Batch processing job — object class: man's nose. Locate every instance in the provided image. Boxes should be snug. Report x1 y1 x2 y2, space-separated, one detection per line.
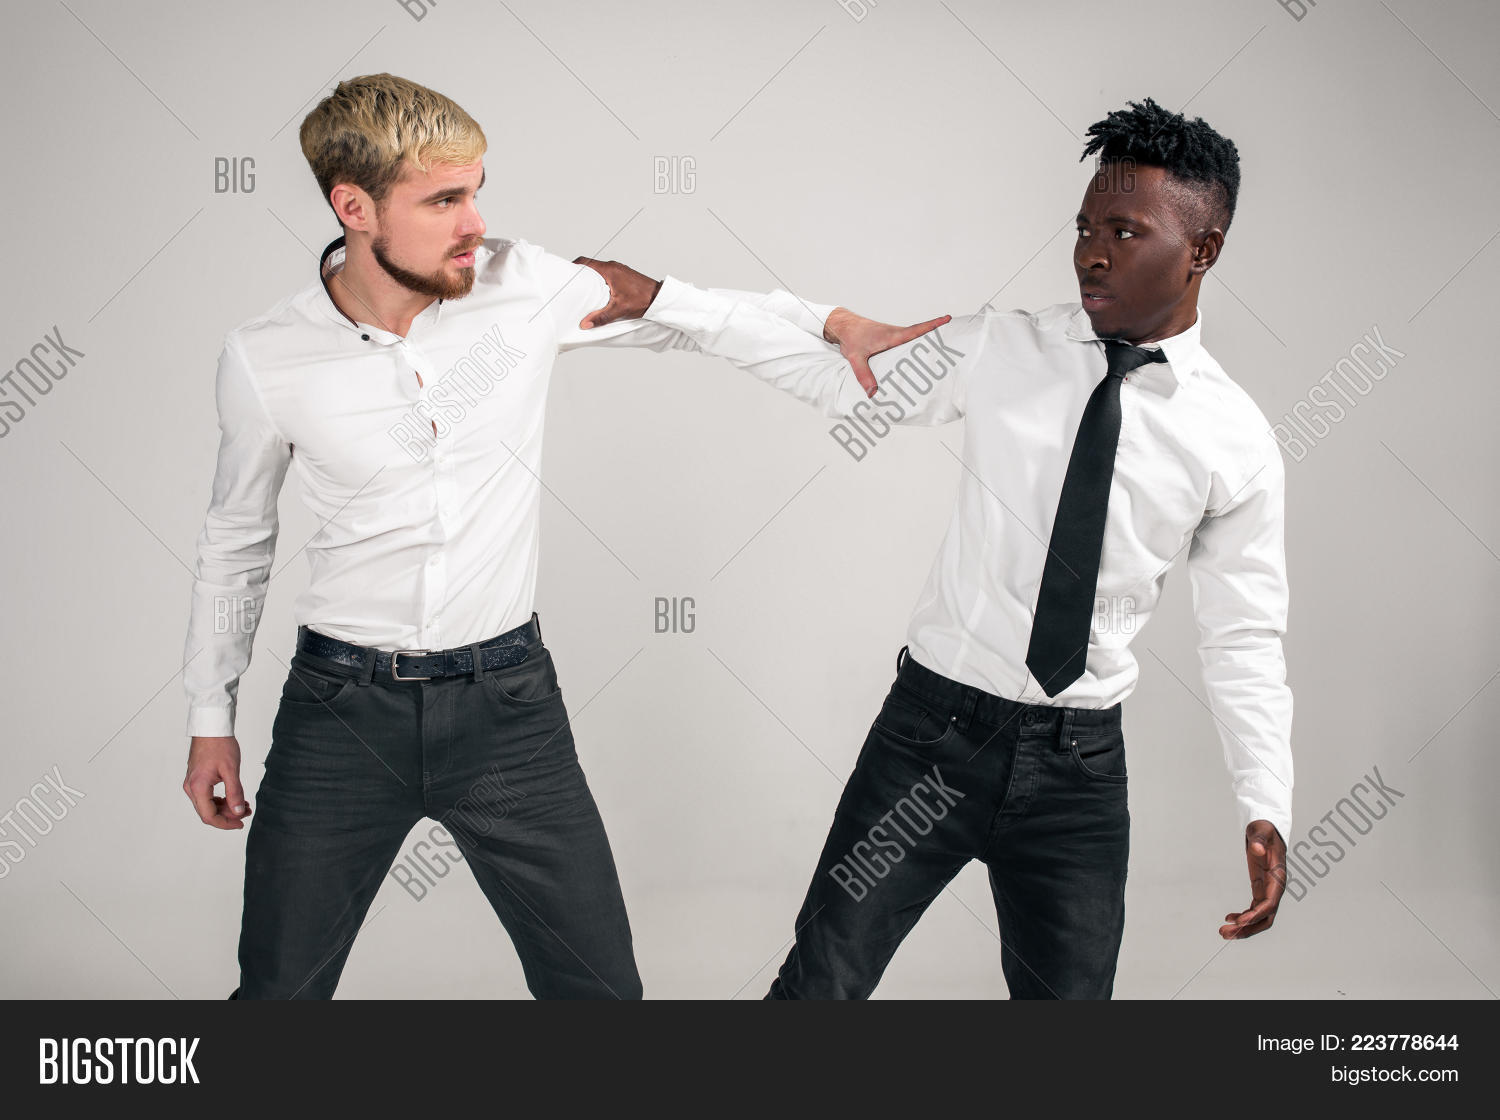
1076 242 1109 271
461 200 485 239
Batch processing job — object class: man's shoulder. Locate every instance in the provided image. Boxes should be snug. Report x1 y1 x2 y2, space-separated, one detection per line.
221 282 328 366
1193 346 1275 438
970 299 1084 337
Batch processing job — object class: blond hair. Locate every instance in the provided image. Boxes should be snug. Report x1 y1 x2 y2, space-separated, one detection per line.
299 73 486 223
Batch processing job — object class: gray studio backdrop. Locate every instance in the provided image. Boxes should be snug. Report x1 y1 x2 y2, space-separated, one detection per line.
1 0 1495 999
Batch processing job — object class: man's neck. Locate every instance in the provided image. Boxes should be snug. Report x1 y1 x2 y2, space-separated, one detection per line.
328 248 435 339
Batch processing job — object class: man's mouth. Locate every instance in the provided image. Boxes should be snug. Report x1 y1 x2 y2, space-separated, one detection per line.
1082 290 1114 307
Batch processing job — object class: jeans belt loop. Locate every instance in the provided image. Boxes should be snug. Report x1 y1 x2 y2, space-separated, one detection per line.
358 645 377 687
469 641 486 683
532 611 543 644
958 689 978 733
1059 707 1076 750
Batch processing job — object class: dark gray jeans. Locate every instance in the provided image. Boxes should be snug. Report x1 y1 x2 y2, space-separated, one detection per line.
767 647 1130 999
233 627 640 999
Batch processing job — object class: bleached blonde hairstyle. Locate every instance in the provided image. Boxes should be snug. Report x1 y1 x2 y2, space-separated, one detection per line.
299 73 487 224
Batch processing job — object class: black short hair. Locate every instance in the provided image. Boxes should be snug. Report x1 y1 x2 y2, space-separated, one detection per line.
1080 97 1240 235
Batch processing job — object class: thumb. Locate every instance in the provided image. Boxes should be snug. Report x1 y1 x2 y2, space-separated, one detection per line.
851 356 878 398
222 765 250 820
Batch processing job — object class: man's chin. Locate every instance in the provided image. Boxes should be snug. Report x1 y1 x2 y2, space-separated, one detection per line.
1081 305 1124 338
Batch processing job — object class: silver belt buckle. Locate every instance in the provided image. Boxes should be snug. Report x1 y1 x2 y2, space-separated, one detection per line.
391 648 432 681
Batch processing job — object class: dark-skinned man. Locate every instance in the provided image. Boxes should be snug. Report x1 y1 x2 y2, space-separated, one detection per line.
583 97 1291 998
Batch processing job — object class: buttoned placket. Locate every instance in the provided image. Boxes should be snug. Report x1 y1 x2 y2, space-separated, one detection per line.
389 318 456 653
341 289 454 654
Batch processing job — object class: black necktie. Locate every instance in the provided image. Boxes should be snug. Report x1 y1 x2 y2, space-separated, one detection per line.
1025 340 1169 697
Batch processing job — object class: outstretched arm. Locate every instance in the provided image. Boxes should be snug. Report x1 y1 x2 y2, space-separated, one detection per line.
572 257 972 425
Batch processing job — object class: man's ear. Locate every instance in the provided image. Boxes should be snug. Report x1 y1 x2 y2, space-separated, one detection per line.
331 183 376 234
1190 228 1224 275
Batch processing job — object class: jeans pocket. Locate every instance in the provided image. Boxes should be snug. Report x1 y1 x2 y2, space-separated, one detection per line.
482 649 562 706
279 660 358 710
872 686 956 748
1067 727 1128 783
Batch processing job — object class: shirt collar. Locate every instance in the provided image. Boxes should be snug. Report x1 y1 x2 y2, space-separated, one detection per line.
317 234 444 342
1063 302 1204 387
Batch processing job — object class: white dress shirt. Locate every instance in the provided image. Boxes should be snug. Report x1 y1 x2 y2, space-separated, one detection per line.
643 285 1294 839
183 236 838 738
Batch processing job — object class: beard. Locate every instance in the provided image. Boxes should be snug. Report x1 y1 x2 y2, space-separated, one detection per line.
371 233 478 300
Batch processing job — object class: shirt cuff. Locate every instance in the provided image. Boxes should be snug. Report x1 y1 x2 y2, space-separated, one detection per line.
1236 783 1291 845
187 704 235 739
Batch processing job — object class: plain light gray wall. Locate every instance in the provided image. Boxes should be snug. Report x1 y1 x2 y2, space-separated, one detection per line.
1 0 1495 998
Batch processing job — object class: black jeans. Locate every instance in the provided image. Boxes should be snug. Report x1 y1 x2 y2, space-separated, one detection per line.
767 647 1130 999
233 625 640 999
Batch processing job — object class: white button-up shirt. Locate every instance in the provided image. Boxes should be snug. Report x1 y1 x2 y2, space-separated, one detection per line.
182 237 835 738
644 286 1294 839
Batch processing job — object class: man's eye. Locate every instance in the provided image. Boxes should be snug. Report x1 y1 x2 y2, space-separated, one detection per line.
1115 229 1134 239
1075 227 1089 237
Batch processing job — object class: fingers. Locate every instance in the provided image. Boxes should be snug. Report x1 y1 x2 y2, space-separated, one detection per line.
897 314 953 343
184 771 228 830
1218 896 1278 939
183 766 247 831
222 770 251 825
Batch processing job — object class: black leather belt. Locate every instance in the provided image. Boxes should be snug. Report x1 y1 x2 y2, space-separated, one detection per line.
295 614 541 681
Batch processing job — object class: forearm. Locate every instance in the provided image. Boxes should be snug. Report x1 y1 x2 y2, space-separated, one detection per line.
183 516 280 738
644 276 869 417
1200 638 1294 840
